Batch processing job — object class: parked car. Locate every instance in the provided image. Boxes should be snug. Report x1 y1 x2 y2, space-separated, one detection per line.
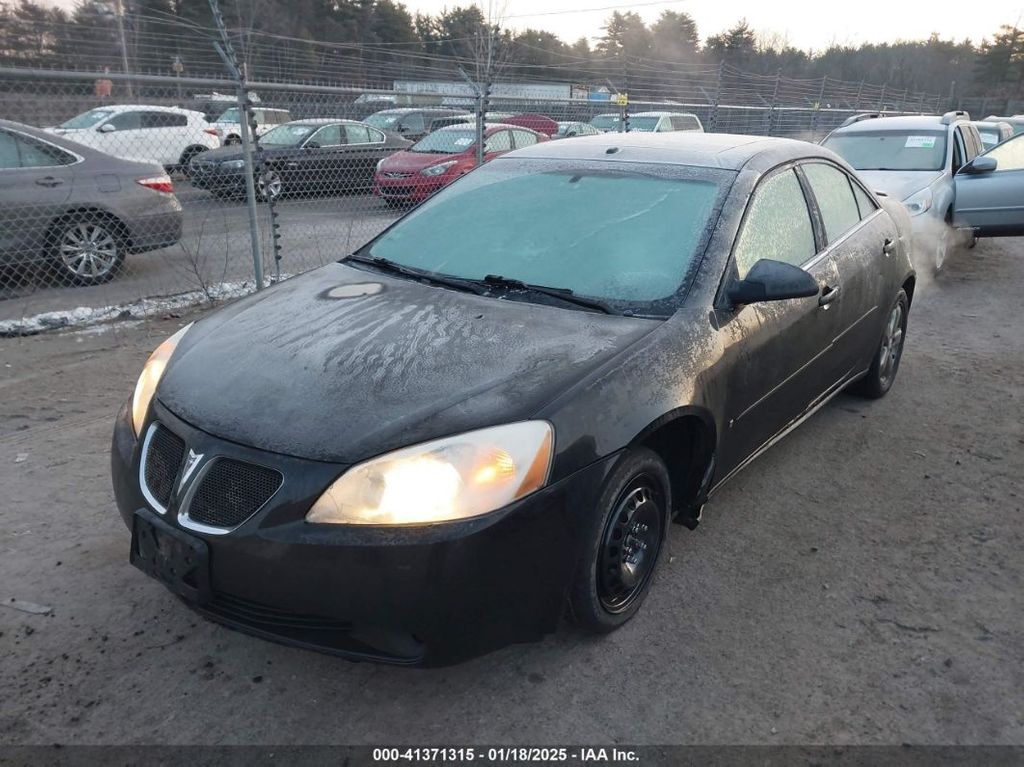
426 113 516 132
555 121 602 139
211 107 292 145
189 119 410 201
373 123 547 205
114 132 920 665
47 105 220 170
190 91 260 122
983 115 1024 135
822 111 984 270
364 108 467 142
0 119 182 285
589 111 704 133
972 120 1013 149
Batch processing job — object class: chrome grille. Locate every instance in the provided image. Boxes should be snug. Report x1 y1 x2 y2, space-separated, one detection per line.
142 424 186 509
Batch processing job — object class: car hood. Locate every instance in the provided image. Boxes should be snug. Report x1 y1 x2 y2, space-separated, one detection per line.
156 263 658 464
379 150 462 173
855 170 944 202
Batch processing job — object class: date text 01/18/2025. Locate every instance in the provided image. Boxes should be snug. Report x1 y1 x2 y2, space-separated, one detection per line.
371 747 641 762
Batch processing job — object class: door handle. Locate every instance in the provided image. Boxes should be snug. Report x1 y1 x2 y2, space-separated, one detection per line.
819 285 841 308
35 176 64 187
883 238 895 256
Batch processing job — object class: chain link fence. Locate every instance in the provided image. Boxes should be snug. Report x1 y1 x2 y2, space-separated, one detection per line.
0 66 947 337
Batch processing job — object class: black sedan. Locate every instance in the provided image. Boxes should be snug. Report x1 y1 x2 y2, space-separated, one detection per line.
188 119 411 201
112 132 915 665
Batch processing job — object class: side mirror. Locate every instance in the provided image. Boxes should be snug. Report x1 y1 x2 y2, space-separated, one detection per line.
727 259 820 306
98 123 116 133
962 155 998 174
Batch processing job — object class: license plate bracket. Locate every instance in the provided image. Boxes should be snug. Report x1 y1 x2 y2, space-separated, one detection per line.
131 509 210 604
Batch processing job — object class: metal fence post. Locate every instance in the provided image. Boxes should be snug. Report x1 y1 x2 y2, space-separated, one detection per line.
708 61 725 133
767 70 780 136
878 84 887 112
209 0 264 290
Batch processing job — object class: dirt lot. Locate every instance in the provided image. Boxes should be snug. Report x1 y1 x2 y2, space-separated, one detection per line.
0 239 1021 746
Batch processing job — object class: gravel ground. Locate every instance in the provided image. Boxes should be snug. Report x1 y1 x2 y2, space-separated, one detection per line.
0 238 1021 746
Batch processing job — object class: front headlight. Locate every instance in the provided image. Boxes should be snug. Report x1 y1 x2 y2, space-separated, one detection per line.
131 323 192 436
221 159 245 170
421 160 458 177
375 158 387 172
306 421 554 525
903 187 933 217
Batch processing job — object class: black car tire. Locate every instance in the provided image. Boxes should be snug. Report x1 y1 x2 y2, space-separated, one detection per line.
852 288 909 399
567 447 671 633
256 169 283 202
49 214 126 286
179 146 208 177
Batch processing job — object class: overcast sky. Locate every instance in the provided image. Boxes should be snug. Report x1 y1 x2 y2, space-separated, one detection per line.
481 0 1023 49
41 0 1024 50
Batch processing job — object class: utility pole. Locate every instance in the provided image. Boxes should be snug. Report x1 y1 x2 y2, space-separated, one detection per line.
112 0 133 97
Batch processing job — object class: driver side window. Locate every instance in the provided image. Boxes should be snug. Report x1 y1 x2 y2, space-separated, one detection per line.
985 134 1024 171
734 169 816 279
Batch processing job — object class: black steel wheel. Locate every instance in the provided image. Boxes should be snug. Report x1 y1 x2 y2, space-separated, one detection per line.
567 447 671 632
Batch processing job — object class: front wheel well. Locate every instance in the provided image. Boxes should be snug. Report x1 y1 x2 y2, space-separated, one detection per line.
634 413 716 526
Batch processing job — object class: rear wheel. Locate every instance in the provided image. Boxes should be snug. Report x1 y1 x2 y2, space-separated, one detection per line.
852 289 909 399
178 146 207 177
224 134 241 146
50 215 125 286
256 169 283 202
567 448 671 632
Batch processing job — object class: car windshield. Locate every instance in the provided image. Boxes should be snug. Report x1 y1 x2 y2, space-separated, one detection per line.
361 159 732 313
216 107 241 124
59 109 114 129
823 130 948 171
627 117 661 132
365 113 401 130
261 123 317 146
590 115 620 131
410 129 476 154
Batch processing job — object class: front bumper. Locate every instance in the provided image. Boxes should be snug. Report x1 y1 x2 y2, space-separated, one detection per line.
188 162 247 193
111 401 615 665
373 174 446 203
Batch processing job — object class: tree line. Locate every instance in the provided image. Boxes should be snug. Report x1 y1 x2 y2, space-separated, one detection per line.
0 0 1021 103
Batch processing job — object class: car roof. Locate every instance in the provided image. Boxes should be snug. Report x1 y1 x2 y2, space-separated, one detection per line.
506 131 831 171
630 111 698 117
370 107 462 115
833 114 952 133
287 118 367 126
86 104 203 117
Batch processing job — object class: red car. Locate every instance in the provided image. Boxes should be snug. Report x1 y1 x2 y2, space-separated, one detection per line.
374 123 548 204
504 113 559 136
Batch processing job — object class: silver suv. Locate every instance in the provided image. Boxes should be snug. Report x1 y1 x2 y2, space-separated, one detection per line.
590 111 703 134
822 111 983 270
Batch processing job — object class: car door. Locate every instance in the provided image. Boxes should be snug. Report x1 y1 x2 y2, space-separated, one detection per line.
716 166 843 475
343 124 387 189
0 128 75 261
140 111 189 165
953 132 1024 235
95 110 145 162
510 129 539 150
296 123 344 193
800 161 895 378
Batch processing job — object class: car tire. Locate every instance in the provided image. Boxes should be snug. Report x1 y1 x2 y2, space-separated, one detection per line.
49 214 126 286
852 288 909 399
567 447 671 633
224 135 241 145
179 146 208 178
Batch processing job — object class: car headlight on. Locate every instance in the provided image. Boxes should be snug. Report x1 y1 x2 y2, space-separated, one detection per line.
306 421 554 525
221 159 245 170
131 323 192 436
903 187 933 217
420 160 458 177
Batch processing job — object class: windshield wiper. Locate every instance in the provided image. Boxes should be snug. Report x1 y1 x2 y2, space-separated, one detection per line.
481 274 621 315
345 254 486 295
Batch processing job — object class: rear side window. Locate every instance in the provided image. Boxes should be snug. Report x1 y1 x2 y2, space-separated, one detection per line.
484 131 512 153
803 163 862 243
141 112 187 129
511 129 538 148
344 124 371 144
851 183 878 219
310 124 343 146
734 169 815 278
